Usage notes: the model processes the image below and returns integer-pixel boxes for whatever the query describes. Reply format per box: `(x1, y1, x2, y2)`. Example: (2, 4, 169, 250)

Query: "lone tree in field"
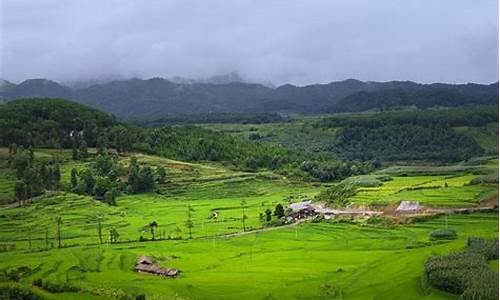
(14, 180, 27, 207)
(55, 216, 63, 248)
(265, 208, 272, 223)
(70, 168, 78, 190)
(149, 221, 158, 240)
(185, 204, 195, 239)
(240, 199, 248, 231)
(96, 215, 104, 244)
(274, 204, 285, 218)
(109, 228, 119, 244)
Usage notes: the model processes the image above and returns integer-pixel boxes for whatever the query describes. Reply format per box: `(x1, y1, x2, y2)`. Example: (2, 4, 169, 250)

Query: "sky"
(0, 0, 498, 85)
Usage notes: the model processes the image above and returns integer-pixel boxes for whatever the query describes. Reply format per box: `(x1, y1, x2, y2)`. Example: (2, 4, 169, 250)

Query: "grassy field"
(0, 213, 497, 300)
(350, 174, 497, 207)
(0, 148, 498, 299)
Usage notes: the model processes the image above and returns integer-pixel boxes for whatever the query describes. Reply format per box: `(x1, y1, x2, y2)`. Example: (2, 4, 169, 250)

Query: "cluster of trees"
(0, 98, 117, 148)
(0, 98, 380, 183)
(301, 160, 378, 182)
(136, 112, 287, 126)
(70, 154, 166, 205)
(318, 106, 498, 128)
(424, 237, 498, 300)
(316, 183, 357, 208)
(317, 107, 495, 162)
(8, 144, 61, 206)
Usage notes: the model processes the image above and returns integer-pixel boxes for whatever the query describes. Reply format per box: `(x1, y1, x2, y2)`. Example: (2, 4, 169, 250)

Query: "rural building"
(135, 255, 180, 277)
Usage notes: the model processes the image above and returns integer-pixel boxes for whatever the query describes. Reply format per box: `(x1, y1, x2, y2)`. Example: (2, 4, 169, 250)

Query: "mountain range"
(0, 77, 497, 118)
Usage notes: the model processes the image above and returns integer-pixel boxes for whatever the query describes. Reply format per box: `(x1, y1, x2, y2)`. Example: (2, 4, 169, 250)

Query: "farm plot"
(0, 213, 497, 300)
(350, 174, 497, 207)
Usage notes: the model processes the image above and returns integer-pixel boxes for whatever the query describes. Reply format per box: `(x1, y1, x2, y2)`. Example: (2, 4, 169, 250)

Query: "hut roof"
(137, 255, 153, 265)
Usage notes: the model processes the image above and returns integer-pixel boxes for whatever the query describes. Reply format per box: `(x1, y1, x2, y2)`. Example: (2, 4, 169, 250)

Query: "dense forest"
(319, 107, 498, 162)
(134, 112, 287, 126)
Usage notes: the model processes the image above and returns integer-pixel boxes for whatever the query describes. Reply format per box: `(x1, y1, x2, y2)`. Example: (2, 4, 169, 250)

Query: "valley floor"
(0, 149, 498, 300)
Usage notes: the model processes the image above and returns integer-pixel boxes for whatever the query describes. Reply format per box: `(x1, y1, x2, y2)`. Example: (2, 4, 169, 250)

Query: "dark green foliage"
(32, 278, 79, 293)
(320, 107, 494, 162)
(0, 98, 117, 148)
(156, 166, 166, 183)
(273, 204, 285, 218)
(466, 237, 498, 260)
(70, 168, 78, 190)
(301, 160, 375, 182)
(424, 238, 499, 300)
(104, 190, 117, 206)
(14, 181, 27, 206)
(429, 229, 457, 240)
(140, 126, 298, 171)
(333, 85, 498, 112)
(317, 183, 357, 208)
(137, 112, 286, 126)
(0, 284, 40, 300)
(265, 208, 272, 222)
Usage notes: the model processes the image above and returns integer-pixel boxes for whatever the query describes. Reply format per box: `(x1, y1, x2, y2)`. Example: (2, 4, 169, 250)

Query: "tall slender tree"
(56, 216, 63, 248)
(240, 199, 248, 231)
(185, 204, 195, 239)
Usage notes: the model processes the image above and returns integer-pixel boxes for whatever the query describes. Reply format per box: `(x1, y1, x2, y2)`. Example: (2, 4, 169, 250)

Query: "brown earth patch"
(479, 195, 499, 207)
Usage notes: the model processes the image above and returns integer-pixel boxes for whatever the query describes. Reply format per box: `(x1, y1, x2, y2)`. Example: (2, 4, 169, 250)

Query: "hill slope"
(1, 77, 497, 118)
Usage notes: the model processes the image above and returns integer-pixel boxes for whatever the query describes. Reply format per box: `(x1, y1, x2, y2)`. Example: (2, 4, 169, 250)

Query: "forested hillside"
(1, 77, 497, 118)
(0, 98, 374, 181)
(320, 107, 498, 162)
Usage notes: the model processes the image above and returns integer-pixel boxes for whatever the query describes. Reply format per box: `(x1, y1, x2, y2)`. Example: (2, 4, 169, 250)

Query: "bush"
(0, 284, 40, 300)
(32, 279, 79, 293)
(467, 237, 499, 260)
(429, 229, 457, 241)
(366, 216, 395, 227)
(424, 238, 499, 300)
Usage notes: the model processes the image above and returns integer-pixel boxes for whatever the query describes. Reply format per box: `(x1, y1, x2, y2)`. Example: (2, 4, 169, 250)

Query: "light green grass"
(0, 213, 497, 300)
(351, 174, 497, 207)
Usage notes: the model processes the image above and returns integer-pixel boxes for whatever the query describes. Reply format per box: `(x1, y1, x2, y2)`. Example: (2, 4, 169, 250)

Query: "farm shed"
(135, 256, 180, 277)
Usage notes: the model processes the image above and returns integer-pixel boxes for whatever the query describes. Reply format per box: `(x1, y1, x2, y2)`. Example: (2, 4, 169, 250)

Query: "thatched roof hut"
(135, 255, 180, 278)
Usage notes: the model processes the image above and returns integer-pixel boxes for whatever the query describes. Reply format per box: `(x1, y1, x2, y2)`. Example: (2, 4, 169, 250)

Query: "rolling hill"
(1, 77, 497, 118)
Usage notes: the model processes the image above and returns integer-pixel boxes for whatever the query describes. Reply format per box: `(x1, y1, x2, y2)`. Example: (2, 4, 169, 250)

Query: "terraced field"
(0, 213, 497, 300)
(0, 149, 497, 300)
(350, 174, 497, 207)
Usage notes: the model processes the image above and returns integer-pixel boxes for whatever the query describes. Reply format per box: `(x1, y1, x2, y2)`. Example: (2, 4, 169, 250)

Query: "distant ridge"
(0, 76, 497, 118)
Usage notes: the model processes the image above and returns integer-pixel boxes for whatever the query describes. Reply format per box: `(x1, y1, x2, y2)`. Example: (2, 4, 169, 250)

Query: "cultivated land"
(0, 101, 498, 300)
(0, 146, 498, 299)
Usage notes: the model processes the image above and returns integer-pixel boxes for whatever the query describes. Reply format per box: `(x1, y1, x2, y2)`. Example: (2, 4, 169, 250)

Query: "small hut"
(135, 256, 180, 278)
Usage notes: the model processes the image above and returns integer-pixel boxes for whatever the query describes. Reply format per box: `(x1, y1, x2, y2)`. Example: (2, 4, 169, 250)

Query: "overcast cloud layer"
(1, 0, 498, 85)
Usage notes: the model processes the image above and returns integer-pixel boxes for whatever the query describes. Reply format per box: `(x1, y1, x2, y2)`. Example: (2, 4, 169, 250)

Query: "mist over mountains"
(0, 76, 497, 119)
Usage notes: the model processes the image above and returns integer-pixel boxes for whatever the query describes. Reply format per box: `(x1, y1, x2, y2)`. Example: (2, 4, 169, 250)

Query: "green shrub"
(467, 237, 498, 260)
(32, 279, 79, 293)
(0, 284, 40, 300)
(424, 238, 499, 300)
(366, 216, 395, 227)
(429, 229, 457, 240)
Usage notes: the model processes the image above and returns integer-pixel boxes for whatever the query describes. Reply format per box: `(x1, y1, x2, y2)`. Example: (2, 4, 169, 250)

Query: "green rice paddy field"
(0, 148, 498, 299)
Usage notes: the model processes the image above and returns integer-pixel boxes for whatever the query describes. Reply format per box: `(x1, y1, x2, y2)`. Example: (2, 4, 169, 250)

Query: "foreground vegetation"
(0, 98, 497, 299)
